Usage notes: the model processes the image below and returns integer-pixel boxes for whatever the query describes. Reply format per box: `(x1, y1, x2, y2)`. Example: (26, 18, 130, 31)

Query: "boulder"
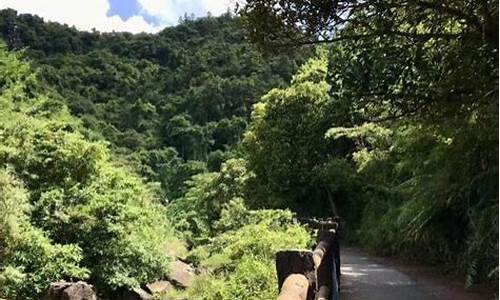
(146, 280, 174, 294)
(46, 281, 97, 300)
(115, 288, 153, 300)
(131, 288, 153, 300)
(47, 282, 72, 300)
(62, 282, 97, 300)
(168, 260, 194, 288)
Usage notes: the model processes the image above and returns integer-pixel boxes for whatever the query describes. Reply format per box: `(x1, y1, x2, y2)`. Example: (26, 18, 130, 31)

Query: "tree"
(0, 170, 88, 300)
(244, 52, 346, 211)
(241, 0, 498, 122)
(240, 0, 498, 50)
(241, 3, 499, 282)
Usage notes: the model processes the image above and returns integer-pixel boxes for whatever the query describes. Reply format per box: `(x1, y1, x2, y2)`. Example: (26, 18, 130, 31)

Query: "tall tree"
(244, 52, 349, 211)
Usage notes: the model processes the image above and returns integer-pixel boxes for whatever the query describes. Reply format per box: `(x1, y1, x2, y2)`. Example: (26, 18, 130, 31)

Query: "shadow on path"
(340, 248, 495, 300)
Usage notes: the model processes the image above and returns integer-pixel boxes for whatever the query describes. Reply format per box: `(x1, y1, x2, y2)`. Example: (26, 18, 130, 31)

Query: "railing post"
(275, 250, 315, 300)
(277, 274, 309, 300)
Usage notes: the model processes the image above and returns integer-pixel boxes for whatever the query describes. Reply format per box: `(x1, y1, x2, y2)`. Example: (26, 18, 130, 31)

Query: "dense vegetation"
(240, 0, 498, 286)
(0, 44, 184, 299)
(0, 9, 311, 300)
(0, 8, 307, 200)
(0, 2, 498, 299)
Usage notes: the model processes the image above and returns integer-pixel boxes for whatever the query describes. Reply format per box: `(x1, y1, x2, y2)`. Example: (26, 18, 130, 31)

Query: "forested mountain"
(0, 8, 307, 200)
(0, 9, 311, 300)
(0, 3, 498, 300)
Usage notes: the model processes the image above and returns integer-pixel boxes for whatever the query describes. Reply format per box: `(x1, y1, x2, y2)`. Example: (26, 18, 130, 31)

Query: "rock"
(62, 282, 97, 300)
(146, 280, 174, 294)
(115, 288, 153, 300)
(46, 281, 97, 300)
(131, 288, 153, 300)
(168, 260, 194, 288)
(47, 282, 72, 300)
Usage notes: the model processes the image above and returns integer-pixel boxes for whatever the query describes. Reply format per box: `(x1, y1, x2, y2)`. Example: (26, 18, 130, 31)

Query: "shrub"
(0, 43, 182, 298)
(0, 170, 88, 300)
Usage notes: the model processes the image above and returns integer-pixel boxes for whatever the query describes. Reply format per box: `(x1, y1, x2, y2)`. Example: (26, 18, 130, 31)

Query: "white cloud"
(0, 0, 163, 33)
(0, 0, 238, 33)
(202, 0, 235, 15)
(137, 0, 236, 26)
(138, 0, 177, 25)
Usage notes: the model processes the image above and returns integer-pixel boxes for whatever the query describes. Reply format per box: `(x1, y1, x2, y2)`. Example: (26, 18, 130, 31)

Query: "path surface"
(340, 248, 495, 300)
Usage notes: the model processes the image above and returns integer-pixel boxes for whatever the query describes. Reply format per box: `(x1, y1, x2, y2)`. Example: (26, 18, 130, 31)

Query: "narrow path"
(340, 248, 495, 300)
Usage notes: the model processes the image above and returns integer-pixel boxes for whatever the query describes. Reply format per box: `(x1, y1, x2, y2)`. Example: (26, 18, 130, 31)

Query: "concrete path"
(340, 248, 495, 300)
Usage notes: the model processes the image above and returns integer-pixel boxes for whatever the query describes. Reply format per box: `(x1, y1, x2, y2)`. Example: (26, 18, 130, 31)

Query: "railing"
(276, 218, 340, 300)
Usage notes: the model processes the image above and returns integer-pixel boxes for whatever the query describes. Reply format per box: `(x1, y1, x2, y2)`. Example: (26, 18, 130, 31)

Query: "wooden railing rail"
(276, 218, 340, 300)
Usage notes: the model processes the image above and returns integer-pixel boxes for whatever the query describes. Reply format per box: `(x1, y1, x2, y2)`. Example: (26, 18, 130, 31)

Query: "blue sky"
(107, 0, 142, 21)
(0, 0, 237, 33)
